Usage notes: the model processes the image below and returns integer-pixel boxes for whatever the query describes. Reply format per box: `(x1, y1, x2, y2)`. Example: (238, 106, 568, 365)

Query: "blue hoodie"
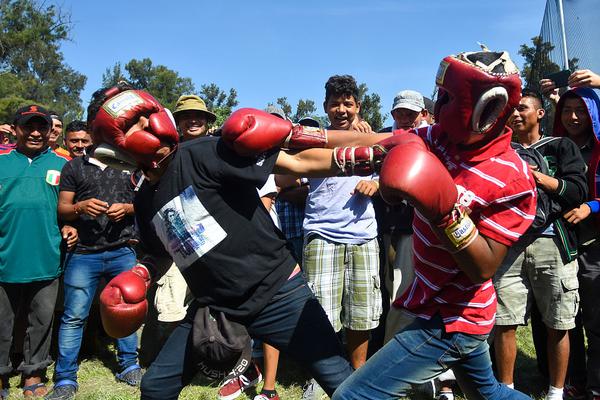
(553, 87, 600, 199)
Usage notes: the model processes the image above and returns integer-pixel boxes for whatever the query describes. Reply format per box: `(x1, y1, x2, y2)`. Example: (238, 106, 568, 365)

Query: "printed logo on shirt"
(45, 170, 61, 185)
(151, 186, 227, 268)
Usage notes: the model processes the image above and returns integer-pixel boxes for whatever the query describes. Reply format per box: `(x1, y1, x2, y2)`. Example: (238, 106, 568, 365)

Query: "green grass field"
(5, 325, 547, 399)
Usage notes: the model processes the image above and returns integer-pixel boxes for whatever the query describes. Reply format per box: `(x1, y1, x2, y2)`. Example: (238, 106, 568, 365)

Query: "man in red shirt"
(332, 50, 536, 399)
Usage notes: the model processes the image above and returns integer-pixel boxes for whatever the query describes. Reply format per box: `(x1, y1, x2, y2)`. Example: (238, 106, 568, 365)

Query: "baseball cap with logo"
(391, 90, 425, 113)
(13, 105, 52, 127)
(192, 305, 252, 380)
(173, 95, 217, 123)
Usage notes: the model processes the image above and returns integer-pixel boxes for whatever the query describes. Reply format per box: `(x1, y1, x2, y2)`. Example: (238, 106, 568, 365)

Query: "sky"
(57, 0, 547, 123)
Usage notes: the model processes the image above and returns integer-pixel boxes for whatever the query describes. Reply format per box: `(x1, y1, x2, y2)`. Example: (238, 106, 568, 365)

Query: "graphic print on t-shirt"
(151, 186, 227, 267)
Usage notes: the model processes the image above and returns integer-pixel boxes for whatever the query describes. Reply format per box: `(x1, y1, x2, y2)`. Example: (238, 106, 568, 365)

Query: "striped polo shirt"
(393, 124, 537, 335)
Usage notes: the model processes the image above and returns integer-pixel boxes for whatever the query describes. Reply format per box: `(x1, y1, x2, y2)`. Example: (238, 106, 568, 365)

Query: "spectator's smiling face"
(50, 117, 63, 147)
(66, 130, 92, 157)
(15, 118, 50, 157)
(324, 94, 360, 130)
(510, 97, 543, 135)
(561, 97, 592, 140)
(177, 110, 209, 140)
(391, 108, 422, 129)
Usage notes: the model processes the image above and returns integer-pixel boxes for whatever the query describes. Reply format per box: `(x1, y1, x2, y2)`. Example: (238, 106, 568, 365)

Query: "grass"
(5, 325, 548, 399)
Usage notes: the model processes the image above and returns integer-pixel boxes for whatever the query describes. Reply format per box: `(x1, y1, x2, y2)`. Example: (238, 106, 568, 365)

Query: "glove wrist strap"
(435, 205, 479, 253)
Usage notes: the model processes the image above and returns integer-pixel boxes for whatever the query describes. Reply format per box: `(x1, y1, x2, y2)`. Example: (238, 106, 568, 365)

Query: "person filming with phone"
(541, 69, 600, 104)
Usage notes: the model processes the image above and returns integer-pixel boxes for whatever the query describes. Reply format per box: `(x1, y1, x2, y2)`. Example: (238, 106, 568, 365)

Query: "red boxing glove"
(334, 131, 425, 176)
(221, 108, 326, 156)
(100, 264, 151, 338)
(379, 145, 478, 251)
(92, 89, 179, 167)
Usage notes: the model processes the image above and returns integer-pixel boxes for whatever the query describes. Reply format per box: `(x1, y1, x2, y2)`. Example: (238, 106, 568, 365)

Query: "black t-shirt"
(134, 137, 297, 321)
(60, 155, 136, 253)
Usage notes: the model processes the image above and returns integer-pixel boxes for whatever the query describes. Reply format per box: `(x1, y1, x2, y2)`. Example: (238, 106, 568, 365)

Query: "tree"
(519, 36, 579, 93)
(0, 0, 87, 121)
(358, 83, 385, 132)
(102, 58, 195, 110)
(199, 83, 239, 127)
(267, 97, 318, 122)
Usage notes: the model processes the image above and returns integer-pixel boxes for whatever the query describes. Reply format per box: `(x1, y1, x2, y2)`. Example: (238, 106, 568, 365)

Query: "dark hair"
(521, 89, 543, 109)
(87, 81, 135, 126)
(324, 75, 359, 104)
(48, 110, 62, 122)
(65, 120, 88, 134)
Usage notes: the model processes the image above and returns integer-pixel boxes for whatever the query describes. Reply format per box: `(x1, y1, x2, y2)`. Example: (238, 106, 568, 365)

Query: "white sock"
(545, 385, 563, 400)
(506, 383, 514, 389)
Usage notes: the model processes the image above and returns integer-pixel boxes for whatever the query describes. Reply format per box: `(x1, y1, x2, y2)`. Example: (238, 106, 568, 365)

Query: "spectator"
(48, 111, 71, 158)
(551, 80, 600, 400)
(0, 105, 75, 399)
(493, 90, 587, 400)
(45, 138, 143, 399)
(423, 96, 435, 125)
(301, 74, 381, 399)
(380, 90, 428, 132)
(64, 120, 92, 158)
(0, 123, 15, 149)
(173, 95, 217, 140)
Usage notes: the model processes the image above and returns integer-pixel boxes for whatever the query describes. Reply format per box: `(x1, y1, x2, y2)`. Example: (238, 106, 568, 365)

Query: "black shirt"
(134, 137, 297, 321)
(60, 155, 136, 253)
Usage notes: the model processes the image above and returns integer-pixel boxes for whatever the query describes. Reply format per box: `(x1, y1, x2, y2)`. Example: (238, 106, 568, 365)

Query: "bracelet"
(586, 200, 600, 214)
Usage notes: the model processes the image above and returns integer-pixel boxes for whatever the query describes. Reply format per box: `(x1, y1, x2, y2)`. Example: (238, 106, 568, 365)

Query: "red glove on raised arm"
(379, 144, 478, 252)
(100, 264, 151, 338)
(92, 89, 179, 168)
(221, 108, 326, 156)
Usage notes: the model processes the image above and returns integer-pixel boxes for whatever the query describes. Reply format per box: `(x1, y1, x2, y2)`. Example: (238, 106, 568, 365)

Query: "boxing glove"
(92, 89, 179, 165)
(221, 108, 326, 156)
(379, 145, 478, 252)
(334, 131, 423, 176)
(100, 264, 151, 338)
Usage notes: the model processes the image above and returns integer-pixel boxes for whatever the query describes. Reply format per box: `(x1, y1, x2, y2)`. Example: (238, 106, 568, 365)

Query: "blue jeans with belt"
(140, 273, 353, 400)
(332, 314, 531, 400)
(54, 247, 139, 384)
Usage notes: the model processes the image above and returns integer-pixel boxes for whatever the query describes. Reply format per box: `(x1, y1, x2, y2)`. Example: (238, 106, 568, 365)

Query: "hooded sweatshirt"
(553, 87, 600, 243)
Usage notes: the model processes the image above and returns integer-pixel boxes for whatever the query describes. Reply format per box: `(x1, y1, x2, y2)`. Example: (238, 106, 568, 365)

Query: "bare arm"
(273, 148, 340, 177)
(450, 234, 508, 284)
(325, 130, 392, 148)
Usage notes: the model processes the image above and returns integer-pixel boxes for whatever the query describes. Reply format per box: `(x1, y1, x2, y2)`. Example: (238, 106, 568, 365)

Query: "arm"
(450, 234, 508, 283)
(273, 148, 340, 177)
(58, 190, 109, 221)
(568, 69, 600, 89)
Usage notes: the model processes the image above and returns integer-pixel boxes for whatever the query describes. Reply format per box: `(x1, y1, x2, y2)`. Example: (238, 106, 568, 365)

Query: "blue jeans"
(140, 273, 353, 400)
(54, 247, 139, 383)
(332, 315, 531, 400)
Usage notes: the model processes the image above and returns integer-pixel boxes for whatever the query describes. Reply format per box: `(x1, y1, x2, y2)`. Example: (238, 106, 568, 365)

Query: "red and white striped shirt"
(393, 125, 537, 335)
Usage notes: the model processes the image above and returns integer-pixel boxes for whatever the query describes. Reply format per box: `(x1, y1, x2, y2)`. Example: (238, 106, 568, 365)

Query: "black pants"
(0, 279, 59, 377)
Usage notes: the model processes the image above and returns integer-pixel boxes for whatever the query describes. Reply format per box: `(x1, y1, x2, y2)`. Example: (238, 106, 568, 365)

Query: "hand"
(569, 69, 600, 89)
(77, 198, 109, 218)
(539, 79, 560, 105)
(351, 119, 373, 133)
(353, 180, 379, 197)
(564, 204, 592, 224)
(106, 203, 131, 222)
(61, 225, 78, 250)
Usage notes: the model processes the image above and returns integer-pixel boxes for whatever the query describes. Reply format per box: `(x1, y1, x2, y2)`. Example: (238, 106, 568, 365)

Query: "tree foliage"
(267, 97, 318, 123)
(199, 83, 239, 127)
(358, 83, 385, 132)
(0, 0, 86, 121)
(519, 36, 579, 93)
(102, 58, 195, 111)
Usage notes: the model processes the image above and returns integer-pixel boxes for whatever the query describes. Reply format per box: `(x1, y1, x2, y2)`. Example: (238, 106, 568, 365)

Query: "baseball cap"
(297, 116, 321, 128)
(13, 105, 52, 127)
(264, 105, 287, 120)
(391, 90, 425, 113)
(423, 97, 435, 114)
(173, 95, 217, 123)
(192, 305, 252, 380)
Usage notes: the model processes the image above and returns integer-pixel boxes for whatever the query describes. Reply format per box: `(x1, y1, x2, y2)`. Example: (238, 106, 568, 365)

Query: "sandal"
(22, 382, 48, 398)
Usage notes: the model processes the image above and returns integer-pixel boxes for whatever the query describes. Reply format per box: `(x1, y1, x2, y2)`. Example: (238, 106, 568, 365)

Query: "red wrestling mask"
(434, 51, 521, 144)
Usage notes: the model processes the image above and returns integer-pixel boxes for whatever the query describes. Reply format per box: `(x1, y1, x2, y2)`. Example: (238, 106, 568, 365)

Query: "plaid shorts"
(303, 235, 382, 331)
